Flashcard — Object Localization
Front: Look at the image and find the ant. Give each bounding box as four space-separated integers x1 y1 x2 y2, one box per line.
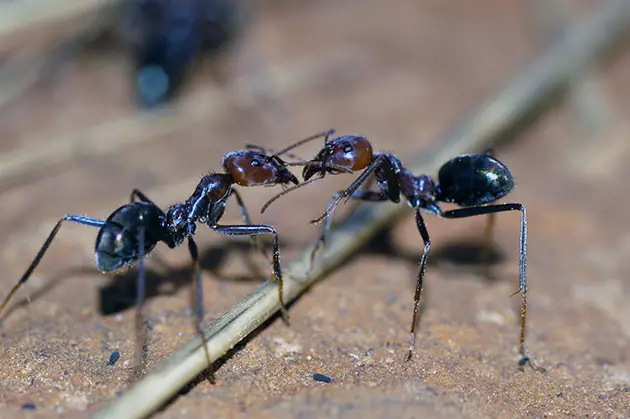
0 146 298 372
123 0 240 107
261 130 544 371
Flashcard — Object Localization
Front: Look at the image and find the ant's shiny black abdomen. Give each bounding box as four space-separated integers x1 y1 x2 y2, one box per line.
437 154 515 207
95 202 166 273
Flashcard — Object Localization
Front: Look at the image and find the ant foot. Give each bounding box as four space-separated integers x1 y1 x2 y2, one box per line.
518 354 546 372
404 333 415 362
280 306 291 326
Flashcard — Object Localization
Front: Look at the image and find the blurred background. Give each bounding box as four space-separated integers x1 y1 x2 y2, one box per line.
0 0 629 417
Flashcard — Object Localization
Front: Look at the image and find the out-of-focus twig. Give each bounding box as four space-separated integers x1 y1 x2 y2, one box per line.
93 1 630 418
0 0 121 52
0 9 117 113
0 48 370 188
527 0 617 141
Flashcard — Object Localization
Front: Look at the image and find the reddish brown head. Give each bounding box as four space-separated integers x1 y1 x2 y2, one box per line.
222 150 298 187
303 135 373 181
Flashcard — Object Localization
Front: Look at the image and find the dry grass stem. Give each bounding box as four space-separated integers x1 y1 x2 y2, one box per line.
0 47 369 187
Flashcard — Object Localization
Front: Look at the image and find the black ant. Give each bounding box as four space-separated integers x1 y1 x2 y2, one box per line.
261 131 544 371
124 0 240 107
0 147 298 372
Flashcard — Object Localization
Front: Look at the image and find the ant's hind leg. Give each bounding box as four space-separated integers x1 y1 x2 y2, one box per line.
0 215 105 319
480 149 497 269
129 189 157 205
211 224 289 324
441 203 545 372
482 211 497 271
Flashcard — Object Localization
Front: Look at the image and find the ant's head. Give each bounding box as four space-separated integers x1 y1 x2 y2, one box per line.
164 203 195 240
303 135 373 181
222 150 299 187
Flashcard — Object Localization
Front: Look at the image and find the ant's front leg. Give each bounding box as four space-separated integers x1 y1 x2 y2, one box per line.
210 223 289 324
310 155 389 224
308 190 388 275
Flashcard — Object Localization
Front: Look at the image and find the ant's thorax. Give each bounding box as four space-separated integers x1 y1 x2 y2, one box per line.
163 173 233 247
373 153 441 215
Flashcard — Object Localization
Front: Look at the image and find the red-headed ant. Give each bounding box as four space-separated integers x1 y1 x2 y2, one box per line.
0 147 298 372
262 130 544 371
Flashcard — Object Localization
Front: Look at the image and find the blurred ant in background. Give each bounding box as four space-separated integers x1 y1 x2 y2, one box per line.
123 0 242 107
0 147 297 374
262 130 544 371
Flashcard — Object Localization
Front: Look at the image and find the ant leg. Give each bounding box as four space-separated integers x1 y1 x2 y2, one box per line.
129 188 157 205
133 226 148 378
441 203 545 372
210 224 289 324
260 165 354 215
480 148 497 268
273 129 336 160
308 190 388 275
482 211 497 269
246 129 335 162
311 155 390 224
0 215 105 318
406 209 431 361
187 237 213 374
128 189 171 271
230 189 270 262
341 173 375 222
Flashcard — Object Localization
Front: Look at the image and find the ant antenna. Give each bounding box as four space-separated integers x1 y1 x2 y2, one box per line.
261 176 324 214
260 161 354 214
246 129 336 164
273 129 335 158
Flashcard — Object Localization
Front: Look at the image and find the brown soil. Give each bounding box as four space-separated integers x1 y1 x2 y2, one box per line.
0 1 629 418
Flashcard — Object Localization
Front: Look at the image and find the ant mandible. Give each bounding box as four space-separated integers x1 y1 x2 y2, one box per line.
262 130 544 371
0 147 298 370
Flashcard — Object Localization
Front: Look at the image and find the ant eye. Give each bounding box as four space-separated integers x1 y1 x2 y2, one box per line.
251 159 261 167
343 145 353 153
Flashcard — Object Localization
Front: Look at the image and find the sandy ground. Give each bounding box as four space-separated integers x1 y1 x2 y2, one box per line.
0 0 629 417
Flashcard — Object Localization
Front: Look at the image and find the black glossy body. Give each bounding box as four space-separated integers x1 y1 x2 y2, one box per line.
95 202 167 272
437 154 514 207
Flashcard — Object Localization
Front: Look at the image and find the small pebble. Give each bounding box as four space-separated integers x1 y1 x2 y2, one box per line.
21 402 36 410
313 373 333 383
107 350 121 366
